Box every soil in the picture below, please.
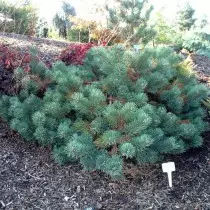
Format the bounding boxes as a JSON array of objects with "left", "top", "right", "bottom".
[
  {"left": 0, "top": 32, "right": 70, "bottom": 64},
  {"left": 0, "top": 33, "right": 210, "bottom": 210},
  {"left": 181, "top": 53, "right": 210, "bottom": 86},
  {"left": 0, "top": 65, "right": 17, "bottom": 95}
]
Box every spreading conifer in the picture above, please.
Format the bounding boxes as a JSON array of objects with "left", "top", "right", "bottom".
[{"left": 0, "top": 46, "right": 209, "bottom": 178}]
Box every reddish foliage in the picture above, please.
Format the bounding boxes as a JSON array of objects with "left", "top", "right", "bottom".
[
  {"left": 59, "top": 43, "right": 96, "bottom": 65},
  {"left": 0, "top": 43, "right": 51, "bottom": 72},
  {"left": 0, "top": 44, "right": 31, "bottom": 71},
  {"left": 0, "top": 44, "right": 16, "bottom": 70}
]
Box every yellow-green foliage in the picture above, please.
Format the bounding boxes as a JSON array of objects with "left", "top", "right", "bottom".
[
  {"left": 203, "top": 98, "right": 210, "bottom": 111},
  {"left": 176, "top": 57, "right": 195, "bottom": 76}
]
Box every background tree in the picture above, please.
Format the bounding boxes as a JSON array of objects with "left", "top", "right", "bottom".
[
  {"left": 53, "top": 13, "right": 66, "bottom": 38},
  {"left": 62, "top": 1, "right": 76, "bottom": 17},
  {"left": 36, "top": 18, "right": 49, "bottom": 38},
  {"left": 23, "top": 0, "right": 32, "bottom": 6},
  {"left": 198, "top": 16, "right": 208, "bottom": 29},
  {"left": 0, "top": 0, "right": 38, "bottom": 36},
  {"left": 106, "top": 0, "right": 156, "bottom": 46},
  {"left": 68, "top": 17, "right": 97, "bottom": 42},
  {"left": 153, "top": 12, "right": 176, "bottom": 46},
  {"left": 53, "top": 1, "right": 76, "bottom": 39},
  {"left": 177, "top": 3, "right": 196, "bottom": 31}
]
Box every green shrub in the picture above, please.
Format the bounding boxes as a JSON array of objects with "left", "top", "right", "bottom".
[
  {"left": 171, "top": 31, "right": 210, "bottom": 55},
  {"left": 197, "top": 49, "right": 210, "bottom": 59},
  {"left": 67, "top": 28, "right": 89, "bottom": 42},
  {"left": 48, "top": 27, "right": 60, "bottom": 40},
  {"left": 182, "top": 31, "right": 210, "bottom": 52},
  {"left": 0, "top": 46, "right": 209, "bottom": 178},
  {"left": 153, "top": 12, "right": 176, "bottom": 46},
  {"left": 171, "top": 33, "right": 184, "bottom": 52}
]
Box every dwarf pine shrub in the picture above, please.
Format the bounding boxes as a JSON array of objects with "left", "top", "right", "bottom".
[{"left": 0, "top": 46, "right": 209, "bottom": 178}]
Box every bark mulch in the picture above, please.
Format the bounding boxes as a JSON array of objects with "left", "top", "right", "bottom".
[
  {"left": 184, "top": 53, "right": 210, "bottom": 86},
  {"left": 0, "top": 65, "right": 17, "bottom": 95},
  {"left": 0, "top": 32, "right": 70, "bottom": 65},
  {"left": 0, "top": 119, "right": 209, "bottom": 210},
  {"left": 0, "top": 33, "right": 210, "bottom": 210}
]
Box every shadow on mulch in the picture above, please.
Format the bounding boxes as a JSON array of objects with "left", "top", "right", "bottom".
[{"left": 0, "top": 118, "right": 209, "bottom": 210}]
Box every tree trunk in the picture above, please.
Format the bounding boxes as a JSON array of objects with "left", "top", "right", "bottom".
[{"left": 88, "top": 26, "right": 91, "bottom": 43}]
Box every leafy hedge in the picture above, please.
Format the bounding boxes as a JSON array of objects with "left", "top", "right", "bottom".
[{"left": 0, "top": 46, "right": 209, "bottom": 178}]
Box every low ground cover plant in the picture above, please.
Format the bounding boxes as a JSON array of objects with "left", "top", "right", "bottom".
[
  {"left": 0, "top": 43, "right": 36, "bottom": 71},
  {"left": 0, "top": 44, "right": 29, "bottom": 70},
  {"left": 0, "top": 43, "right": 52, "bottom": 72},
  {"left": 0, "top": 46, "right": 209, "bottom": 178}
]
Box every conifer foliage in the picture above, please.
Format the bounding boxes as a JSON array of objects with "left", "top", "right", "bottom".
[
  {"left": 106, "top": 0, "right": 156, "bottom": 45},
  {"left": 0, "top": 46, "right": 209, "bottom": 178},
  {"left": 177, "top": 3, "right": 196, "bottom": 31}
]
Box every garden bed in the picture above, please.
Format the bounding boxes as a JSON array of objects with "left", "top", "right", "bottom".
[
  {"left": 0, "top": 119, "right": 209, "bottom": 210},
  {"left": 0, "top": 33, "right": 210, "bottom": 210},
  {"left": 0, "top": 32, "right": 70, "bottom": 65}
]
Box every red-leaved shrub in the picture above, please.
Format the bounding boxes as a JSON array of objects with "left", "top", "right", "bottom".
[
  {"left": 59, "top": 43, "right": 96, "bottom": 65},
  {"left": 0, "top": 44, "right": 32, "bottom": 71},
  {"left": 0, "top": 44, "right": 52, "bottom": 72}
]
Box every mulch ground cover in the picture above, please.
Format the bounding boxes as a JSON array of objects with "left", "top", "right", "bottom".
[{"left": 0, "top": 33, "right": 210, "bottom": 210}]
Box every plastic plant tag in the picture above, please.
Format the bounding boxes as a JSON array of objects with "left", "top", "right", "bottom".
[
  {"left": 162, "top": 162, "right": 175, "bottom": 187},
  {"left": 133, "top": 45, "right": 141, "bottom": 52}
]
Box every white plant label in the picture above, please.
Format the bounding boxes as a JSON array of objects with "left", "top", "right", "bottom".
[{"left": 162, "top": 162, "right": 175, "bottom": 187}]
